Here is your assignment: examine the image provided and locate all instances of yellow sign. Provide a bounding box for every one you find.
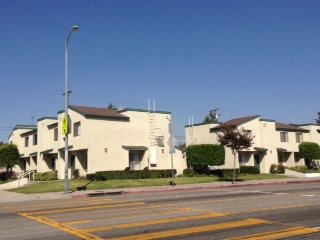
[62,114,69,135]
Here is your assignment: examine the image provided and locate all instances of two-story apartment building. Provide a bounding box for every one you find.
[9,105,187,178]
[185,115,320,173]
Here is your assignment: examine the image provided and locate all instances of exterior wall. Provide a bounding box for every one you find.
[9,126,37,174]
[10,107,186,178]
[185,123,219,146]
[185,117,320,174]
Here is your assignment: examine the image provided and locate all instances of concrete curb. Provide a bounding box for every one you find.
[70,177,320,198]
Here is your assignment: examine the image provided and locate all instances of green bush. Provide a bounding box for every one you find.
[240,166,260,174]
[186,144,225,167]
[72,169,80,179]
[86,174,95,180]
[277,164,285,174]
[299,142,320,168]
[0,172,8,181]
[34,171,57,181]
[288,166,308,173]
[270,164,285,174]
[182,168,196,177]
[211,169,240,178]
[92,169,176,181]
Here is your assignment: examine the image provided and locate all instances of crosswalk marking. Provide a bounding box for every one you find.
[226,226,320,240]
[21,201,145,215]
[19,213,103,240]
[83,212,225,233]
[110,218,271,240]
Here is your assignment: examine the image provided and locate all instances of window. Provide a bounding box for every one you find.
[280,132,288,142]
[73,122,81,137]
[25,136,29,147]
[238,154,247,166]
[33,134,37,146]
[296,133,303,143]
[54,127,58,141]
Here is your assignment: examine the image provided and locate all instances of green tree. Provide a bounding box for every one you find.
[316,112,320,125]
[107,102,117,111]
[217,124,254,184]
[186,144,225,174]
[299,142,320,169]
[202,109,219,124]
[0,144,20,178]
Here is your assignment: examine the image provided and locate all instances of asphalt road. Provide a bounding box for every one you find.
[1,181,320,240]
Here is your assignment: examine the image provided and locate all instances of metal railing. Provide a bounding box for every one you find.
[18,170,35,187]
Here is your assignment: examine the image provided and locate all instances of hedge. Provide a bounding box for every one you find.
[240,166,260,174]
[34,171,58,181]
[0,172,8,181]
[210,169,240,178]
[182,168,196,177]
[88,169,177,181]
[186,144,225,166]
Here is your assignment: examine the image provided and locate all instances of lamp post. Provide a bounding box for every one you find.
[64,25,80,194]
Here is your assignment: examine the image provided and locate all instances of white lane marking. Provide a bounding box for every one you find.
[301,195,316,197]
[273,193,287,195]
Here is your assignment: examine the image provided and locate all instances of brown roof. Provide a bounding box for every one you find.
[210,115,260,132]
[222,115,260,127]
[69,105,129,120]
[275,122,309,133]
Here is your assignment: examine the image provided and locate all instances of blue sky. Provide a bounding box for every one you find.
[1,0,320,143]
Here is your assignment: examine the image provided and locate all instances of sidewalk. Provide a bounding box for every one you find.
[1,177,320,204]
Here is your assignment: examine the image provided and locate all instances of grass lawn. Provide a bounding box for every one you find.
[9,174,288,194]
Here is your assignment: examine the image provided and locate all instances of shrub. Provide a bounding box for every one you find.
[299,142,320,168]
[277,164,285,174]
[270,164,285,174]
[0,172,8,181]
[86,174,95,180]
[211,169,240,178]
[92,169,176,181]
[34,171,57,181]
[186,144,225,167]
[192,165,210,175]
[288,166,308,173]
[183,168,196,177]
[240,166,260,174]
[72,169,80,179]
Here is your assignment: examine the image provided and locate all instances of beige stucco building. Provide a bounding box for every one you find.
[9,105,187,178]
[185,115,320,173]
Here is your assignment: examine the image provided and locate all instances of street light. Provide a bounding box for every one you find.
[64,25,80,194]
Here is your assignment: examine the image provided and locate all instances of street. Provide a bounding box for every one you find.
[1,181,320,239]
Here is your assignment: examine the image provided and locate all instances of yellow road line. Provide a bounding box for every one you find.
[226,226,320,240]
[22,202,145,215]
[66,207,199,224]
[84,212,226,233]
[65,219,93,225]
[11,198,114,211]
[19,213,102,240]
[47,204,166,219]
[110,218,271,240]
